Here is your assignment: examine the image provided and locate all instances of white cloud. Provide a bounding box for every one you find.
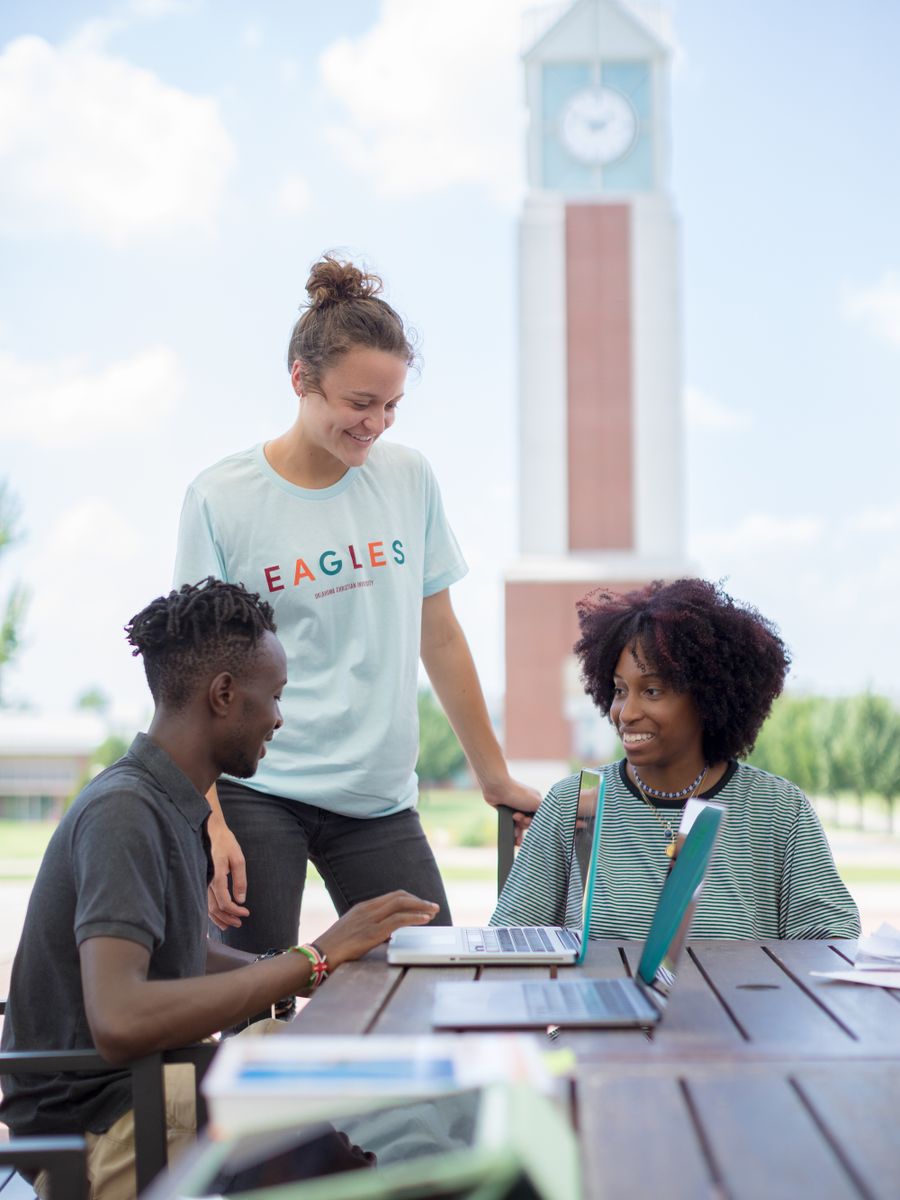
[318,0,530,206]
[241,22,263,50]
[685,385,752,432]
[125,0,194,20]
[280,59,300,86]
[27,499,141,633]
[843,271,900,348]
[0,345,183,446]
[844,504,900,535]
[273,172,313,216]
[70,0,195,51]
[693,512,824,560]
[15,499,152,714]
[42,499,140,565]
[0,34,235,242]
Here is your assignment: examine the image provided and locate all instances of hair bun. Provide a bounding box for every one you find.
[305,253,383,308]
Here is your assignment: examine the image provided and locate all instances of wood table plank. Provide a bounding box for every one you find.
[579,1061,896,1199]
[370,965,476,1034]
[688,941,856,1050]
[686,1073,860,1199]
[478,965,554,982]
[620,943,746,1048]
[578,1074,715,1198]
[292,953,404,1034]
[763,940,900,1048]
[578,940,635,978]
[794,1062,900,1200]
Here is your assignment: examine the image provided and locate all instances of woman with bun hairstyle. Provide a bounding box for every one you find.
[492,579,860,940]
[174,254,540,955]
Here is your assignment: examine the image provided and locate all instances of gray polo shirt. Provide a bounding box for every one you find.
[0,734,212,1136]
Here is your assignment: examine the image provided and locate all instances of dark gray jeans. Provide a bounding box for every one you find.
[214,779,453,954]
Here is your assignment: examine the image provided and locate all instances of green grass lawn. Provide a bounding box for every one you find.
[417,788,497,847]
[839,866,900,885]
[2,799,899,888]
[0,797,499,884]
[0,820,57,859]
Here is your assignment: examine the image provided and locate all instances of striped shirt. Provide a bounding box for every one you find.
[491,760,861,940]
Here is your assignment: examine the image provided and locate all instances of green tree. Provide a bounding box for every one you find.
[76,686,112,715]
[872,709,900,834]
[416,689,467,785]
[749,690,900,830]
[0,480,28,704]
[818,693,900,829]
[71,733,131,803]
[820,697,858,800]
[92,734,130,770]
[847,693,900,830]
[749,694,829,796]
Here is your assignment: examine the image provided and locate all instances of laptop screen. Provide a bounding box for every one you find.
[636,802,724,997]
[560,770,605,960]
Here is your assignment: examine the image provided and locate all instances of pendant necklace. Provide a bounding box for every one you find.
[632,765,709,858]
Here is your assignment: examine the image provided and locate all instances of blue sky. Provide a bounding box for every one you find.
[1,0,899,726]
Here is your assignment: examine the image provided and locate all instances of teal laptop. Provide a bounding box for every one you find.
[388,770,605,965]
[432,802,724,1028]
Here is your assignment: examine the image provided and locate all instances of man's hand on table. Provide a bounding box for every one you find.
[315,891,440,970]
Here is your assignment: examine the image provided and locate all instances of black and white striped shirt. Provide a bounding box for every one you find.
[491,760,860,940]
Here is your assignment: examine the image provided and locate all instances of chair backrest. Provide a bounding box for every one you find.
[0,1037,218,1195]
[0,1138,87,1200]
[496,805,517,894]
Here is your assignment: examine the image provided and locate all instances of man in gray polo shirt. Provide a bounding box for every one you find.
[0,578,439,1200]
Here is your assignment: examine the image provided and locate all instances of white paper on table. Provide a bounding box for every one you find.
[853,922,900,967]
[809,969,900,988]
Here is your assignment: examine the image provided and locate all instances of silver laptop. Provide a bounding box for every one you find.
[431,802,724,1028]
[387,770,605,965]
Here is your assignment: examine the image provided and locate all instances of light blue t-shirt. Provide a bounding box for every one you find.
[173,441,467,817]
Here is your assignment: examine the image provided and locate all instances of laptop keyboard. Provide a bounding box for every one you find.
[467,926,559,953]
[523,978,654,1021]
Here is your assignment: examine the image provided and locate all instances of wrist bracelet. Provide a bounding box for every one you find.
[291,941,329,989]
[252,948,299,1020]
[254,947,286,963]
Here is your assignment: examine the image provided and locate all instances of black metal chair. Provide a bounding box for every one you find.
[0,998,218,1197]
[0,1138,87,1200]
[496,804,517,893]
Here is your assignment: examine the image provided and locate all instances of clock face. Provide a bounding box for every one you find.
[561,86,637,166]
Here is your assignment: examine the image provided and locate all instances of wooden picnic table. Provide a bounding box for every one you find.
[291,938,900,1199]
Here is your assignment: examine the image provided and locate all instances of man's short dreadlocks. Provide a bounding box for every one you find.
[125,578,277,712]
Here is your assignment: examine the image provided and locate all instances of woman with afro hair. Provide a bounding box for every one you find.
[492,579,860,940]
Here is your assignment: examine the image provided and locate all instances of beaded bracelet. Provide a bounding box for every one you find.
[291,941,329,989]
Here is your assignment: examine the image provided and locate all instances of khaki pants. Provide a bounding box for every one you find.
[35,1021,282,1200]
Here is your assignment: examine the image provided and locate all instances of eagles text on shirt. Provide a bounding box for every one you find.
[263,538,406,591]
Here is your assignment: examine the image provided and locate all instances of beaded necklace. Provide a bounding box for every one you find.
[632,763,708,800]
[632,765,709,858]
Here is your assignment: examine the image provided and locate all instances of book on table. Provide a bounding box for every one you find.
[201,1033,552,1136]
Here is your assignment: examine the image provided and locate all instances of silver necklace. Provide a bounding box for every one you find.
[632,763,708,801]
[632,766,709,859]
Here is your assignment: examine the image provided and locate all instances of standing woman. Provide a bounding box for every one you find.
[174,254,539,952]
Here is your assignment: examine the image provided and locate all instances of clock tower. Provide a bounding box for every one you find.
[505,0,690,779]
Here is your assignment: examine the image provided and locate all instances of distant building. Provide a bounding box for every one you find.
[0,712,107,820]
[506,0,692,782]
